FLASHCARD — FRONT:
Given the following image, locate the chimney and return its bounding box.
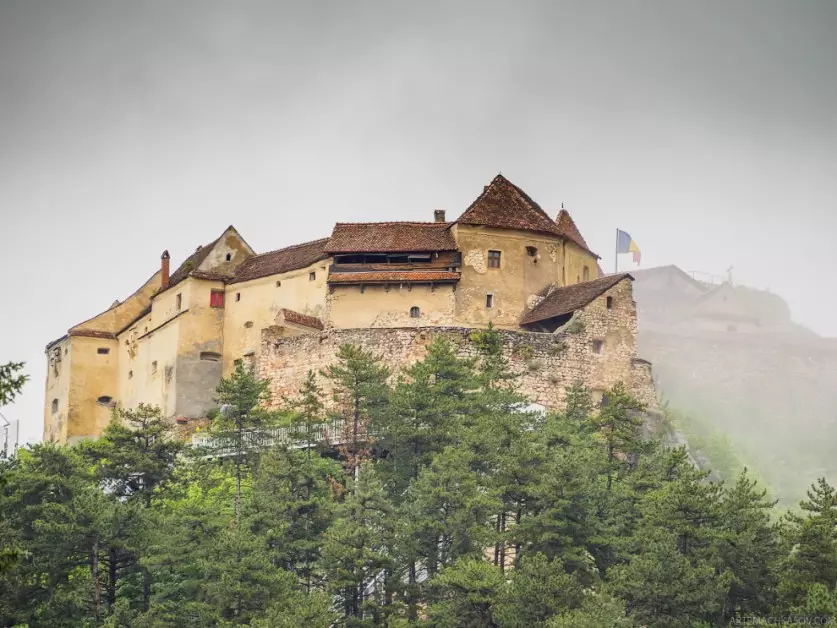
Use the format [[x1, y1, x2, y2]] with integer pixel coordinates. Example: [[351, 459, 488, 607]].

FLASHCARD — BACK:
[[161, 250, 170, 289], [434, 210, 446, 223]]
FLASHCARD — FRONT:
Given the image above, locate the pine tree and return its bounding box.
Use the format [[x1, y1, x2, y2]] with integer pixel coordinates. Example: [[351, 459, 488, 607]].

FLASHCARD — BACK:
[[588, 381, 646, 491], [779, 477, 837, 608], [0, 361, 27, 406], [247, 447, 338, 593], [718, 469, 780, 622], [322, 344, 390, 483], [212, 362, 276, 526], [321, 463, 393, 624], [427, 557, 505, 628]]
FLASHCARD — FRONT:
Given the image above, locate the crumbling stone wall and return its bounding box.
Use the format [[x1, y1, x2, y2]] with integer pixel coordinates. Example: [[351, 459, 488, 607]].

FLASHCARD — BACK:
[[258, 279, 657, 411]]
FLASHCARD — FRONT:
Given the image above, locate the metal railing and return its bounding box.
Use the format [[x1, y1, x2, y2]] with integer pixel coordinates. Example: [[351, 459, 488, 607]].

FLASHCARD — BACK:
[[190, 420, 365, 456]]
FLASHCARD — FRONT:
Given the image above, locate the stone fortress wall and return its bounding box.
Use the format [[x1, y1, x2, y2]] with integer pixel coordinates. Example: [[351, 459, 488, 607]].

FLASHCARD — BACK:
[[259, 279, 657, 412]]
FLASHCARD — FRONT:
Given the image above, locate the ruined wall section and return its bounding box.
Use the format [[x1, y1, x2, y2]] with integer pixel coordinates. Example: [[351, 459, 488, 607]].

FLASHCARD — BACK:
[[259, 281, 656, 411]]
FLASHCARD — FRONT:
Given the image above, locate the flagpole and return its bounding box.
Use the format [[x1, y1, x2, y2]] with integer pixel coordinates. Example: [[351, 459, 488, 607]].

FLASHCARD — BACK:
[[614, 229, 618, 274]]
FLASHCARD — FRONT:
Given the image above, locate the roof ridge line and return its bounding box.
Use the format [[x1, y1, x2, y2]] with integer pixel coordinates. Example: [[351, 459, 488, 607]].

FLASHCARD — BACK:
[[249, 237, 330, 258]]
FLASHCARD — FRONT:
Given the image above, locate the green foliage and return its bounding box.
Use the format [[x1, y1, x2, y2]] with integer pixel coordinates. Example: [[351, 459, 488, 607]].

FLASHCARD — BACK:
[[0, 360, 28, 405], [3, 344, 837, 626]]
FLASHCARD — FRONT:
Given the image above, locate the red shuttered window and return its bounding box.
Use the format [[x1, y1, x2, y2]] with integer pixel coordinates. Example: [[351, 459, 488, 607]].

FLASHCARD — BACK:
[[210, 290, 225, 308]]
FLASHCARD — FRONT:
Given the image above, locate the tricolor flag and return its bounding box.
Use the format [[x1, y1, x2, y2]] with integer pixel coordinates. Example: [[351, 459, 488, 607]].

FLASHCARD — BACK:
[[616, 229, 641, 265]]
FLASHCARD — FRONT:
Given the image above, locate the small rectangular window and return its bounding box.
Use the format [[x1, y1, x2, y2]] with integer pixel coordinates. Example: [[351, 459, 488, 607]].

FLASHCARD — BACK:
[[210, 290, 225, 308], [176, 293, 182, 310], [592, 340, 604, 354], [276, 280, 281, 287], [235, 292, 241, 302], [97, 347, 110, 355], [526, 246, 538, 257], [487, 250, 501, 268], [309, 271, 316, 281], [606, 296, 613, 310], [486, 294, 494, 308]]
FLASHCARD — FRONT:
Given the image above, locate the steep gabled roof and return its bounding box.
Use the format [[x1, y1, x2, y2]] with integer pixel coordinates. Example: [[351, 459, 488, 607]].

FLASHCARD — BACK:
[[520, 273, 633, 325], [167, 237, 221, 289], [555, 208, 593, 253], [456, 174, 563, 236], [231, 238, 329, 284], [325, 222, 457, 253]]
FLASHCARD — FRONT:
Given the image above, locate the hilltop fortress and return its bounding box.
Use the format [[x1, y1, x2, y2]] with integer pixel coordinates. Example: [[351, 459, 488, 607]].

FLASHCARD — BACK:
[[44, 175, 657, 443]]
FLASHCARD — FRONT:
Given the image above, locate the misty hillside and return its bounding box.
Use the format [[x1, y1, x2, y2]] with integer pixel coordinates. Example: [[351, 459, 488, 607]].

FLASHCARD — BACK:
[[633, 265, 837, 505]]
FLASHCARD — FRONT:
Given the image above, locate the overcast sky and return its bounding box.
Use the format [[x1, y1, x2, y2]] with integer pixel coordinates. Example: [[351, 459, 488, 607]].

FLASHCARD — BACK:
[[2, 0, 835, 443]]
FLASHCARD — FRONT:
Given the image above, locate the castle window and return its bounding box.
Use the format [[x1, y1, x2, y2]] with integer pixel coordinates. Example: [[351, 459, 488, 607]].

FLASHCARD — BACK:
[[200, 351, 222, 361], [128, 370, 133, 380], [592, 340, 604, 354], [606, 296, 613, 310], [176, 293, 182, 310], [583, 266, 590, 281], [410, 306, 420, 318], [244, 321, 254, 328], [210, 290, 225, 308], [151, 361, 158, 374], [276, 280, 281, 287], [51, 399, 58, 414], [235, 292, 241, 302], [97, 396, 114, 406], [487, 250, 501, 268], [309, 271, 316, 281], [486, 294, 494, 308], [526, 246, 538, 257], [225, 253, 232, 262], [97, 347, 110, 355]]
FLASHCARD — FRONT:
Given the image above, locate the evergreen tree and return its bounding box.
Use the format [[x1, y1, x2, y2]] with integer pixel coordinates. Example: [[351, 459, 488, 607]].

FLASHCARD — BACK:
[[322, 344, 390, 482], [779, 477, 837, 608], [427, 557, 505, 628], [321, 463, 393, 624], [718, 469, 780, 622], [247, 447, 338, 593], [212, 362, 276, 525], [0, 360, 27, 405], [588, 381, 646, 491]]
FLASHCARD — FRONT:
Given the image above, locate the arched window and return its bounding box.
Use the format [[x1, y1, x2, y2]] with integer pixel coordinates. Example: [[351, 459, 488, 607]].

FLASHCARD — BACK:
[[51, 399, 59, 414], [410, 306, 421, 318]]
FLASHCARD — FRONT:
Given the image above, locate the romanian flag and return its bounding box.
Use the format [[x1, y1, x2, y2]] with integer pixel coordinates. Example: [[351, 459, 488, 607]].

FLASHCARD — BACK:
[[617, 229, 641, 264]]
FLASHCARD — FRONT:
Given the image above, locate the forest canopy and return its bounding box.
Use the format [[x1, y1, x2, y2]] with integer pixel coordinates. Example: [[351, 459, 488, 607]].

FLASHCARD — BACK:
[[1, 332, 836, 627]]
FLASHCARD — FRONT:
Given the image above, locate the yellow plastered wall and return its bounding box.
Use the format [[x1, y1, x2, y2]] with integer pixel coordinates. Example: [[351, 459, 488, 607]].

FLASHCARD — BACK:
[[196, 228, 254, 276], [453, 225, 564, 328], [117, 308, 178, 418], [563, 241, 598, 285], [327, 284, 456, 328], [222, 260, 329, 374], [452, 225, 599, 329], [43, 338, 72, 443], [65, 336, 119, 443]]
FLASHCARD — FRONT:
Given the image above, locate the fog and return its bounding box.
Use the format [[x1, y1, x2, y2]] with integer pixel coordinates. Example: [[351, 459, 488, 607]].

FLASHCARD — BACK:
[[2, 0, 836, 454]]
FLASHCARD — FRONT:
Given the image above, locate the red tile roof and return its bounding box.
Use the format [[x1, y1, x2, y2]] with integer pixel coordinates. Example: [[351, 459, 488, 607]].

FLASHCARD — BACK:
[[230, 238, 329, 284], [520, 274, 633, 325], [328, 270, 461, 284], [279, 308, 324, 330], [167, 238, 220, 289], [456, 174, 563, 236], [555, 209, 595, 255], [325, 222, 457, 253]]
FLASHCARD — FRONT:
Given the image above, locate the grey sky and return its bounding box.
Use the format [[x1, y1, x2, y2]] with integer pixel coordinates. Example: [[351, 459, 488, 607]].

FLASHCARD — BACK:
[[2, 0, 836, 443]]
